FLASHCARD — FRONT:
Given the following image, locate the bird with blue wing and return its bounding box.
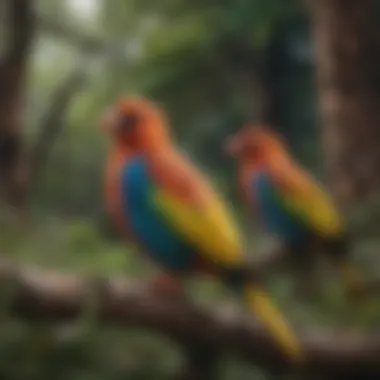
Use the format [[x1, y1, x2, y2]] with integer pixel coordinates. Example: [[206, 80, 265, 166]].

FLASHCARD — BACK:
[[101, 97, 304, 363], [225, 125, 368, 301]]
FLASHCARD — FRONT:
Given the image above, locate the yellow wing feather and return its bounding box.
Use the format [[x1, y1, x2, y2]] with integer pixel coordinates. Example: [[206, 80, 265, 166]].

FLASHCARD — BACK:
[[271, 158, 344, 237], [153, 187, 244, 267]]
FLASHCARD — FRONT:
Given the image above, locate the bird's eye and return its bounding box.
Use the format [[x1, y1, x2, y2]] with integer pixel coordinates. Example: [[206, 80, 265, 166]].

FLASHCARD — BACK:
[[118, 112, 141, 133]]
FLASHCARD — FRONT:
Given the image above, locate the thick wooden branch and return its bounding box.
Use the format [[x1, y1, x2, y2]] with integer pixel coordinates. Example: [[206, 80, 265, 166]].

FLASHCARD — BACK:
[[0, 257, 379, 378]]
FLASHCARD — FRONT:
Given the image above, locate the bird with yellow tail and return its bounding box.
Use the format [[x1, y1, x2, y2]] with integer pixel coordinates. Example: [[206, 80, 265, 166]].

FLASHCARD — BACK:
[[225, 125, 367, 301], [100, 97, 304, 363]]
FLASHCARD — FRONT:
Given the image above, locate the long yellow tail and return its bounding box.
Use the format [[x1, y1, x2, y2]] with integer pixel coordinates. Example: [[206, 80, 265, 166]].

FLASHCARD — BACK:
[[244, 284, 305, 364]]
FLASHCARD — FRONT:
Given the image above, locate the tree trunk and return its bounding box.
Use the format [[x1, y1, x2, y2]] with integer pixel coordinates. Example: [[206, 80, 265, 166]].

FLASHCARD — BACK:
[[309, 0, 380, 205], [0, 0, 33, 208]]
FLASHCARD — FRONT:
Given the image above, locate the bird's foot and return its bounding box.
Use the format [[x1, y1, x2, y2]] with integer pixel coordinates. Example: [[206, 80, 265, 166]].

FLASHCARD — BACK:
[[146, 273, 187, 302], [346, 282, 369, 302]]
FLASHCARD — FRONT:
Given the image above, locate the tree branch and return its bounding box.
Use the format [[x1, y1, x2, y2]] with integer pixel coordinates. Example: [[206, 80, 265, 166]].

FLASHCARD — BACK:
[[36, 14, 129, 69], [36, 13, 106, 54], [25, 66, 87, 203], [0, 257, 379, 378]]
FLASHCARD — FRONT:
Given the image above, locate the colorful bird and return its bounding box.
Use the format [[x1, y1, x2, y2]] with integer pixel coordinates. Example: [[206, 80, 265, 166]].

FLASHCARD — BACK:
[[101, 97, 304, 363], [225, 125, 367, 300]]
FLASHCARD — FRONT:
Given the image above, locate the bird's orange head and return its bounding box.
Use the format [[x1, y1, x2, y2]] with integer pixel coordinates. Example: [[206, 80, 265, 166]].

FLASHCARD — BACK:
[[100, 96, 170, 152], [225, 125, 289, 165]]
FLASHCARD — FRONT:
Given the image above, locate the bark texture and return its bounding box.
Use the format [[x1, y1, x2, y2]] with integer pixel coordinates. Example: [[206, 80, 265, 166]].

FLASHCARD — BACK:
[[310, 0, 380, 204], [0, 0, 34, 207], [0, 256, 379, 379]]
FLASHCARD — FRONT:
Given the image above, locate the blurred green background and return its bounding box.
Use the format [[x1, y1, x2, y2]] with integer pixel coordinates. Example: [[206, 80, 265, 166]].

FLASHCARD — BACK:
[[0, 0, 380, 379]]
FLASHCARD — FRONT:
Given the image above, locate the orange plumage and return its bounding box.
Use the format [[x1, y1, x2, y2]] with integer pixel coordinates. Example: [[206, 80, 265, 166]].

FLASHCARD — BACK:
[[226, 125, 367, 300], [100, 99, 304, 363]]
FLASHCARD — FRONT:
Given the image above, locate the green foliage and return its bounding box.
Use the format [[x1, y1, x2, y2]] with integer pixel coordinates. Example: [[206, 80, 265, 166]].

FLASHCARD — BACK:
[[1, 0, 380, 379]]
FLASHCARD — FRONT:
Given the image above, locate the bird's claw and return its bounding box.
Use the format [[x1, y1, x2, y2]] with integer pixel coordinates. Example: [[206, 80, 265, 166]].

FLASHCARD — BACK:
[[146, 273, 187, 302], [346, 283, 369, 302]]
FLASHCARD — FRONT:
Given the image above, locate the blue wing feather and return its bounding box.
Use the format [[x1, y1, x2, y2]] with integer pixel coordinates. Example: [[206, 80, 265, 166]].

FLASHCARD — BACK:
[[120, 156, 195, 271], [252, 169, 310, 244]]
